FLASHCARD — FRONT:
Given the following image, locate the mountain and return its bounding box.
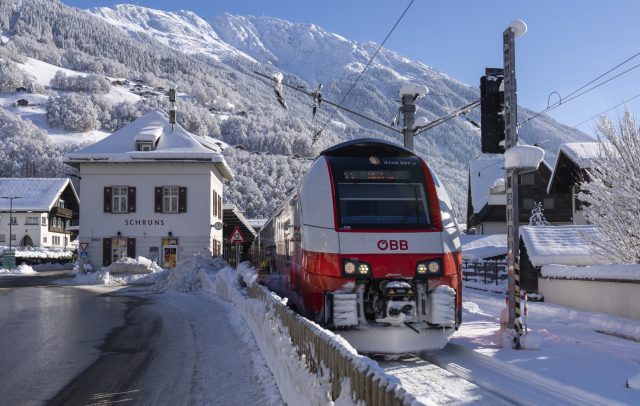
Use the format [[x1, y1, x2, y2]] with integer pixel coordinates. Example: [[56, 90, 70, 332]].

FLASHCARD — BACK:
[[0, 0, 591, 220]]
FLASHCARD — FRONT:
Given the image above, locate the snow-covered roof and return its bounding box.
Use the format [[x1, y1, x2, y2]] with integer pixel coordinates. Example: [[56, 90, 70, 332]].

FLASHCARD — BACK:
[[64, 109, 233, 180], [469, 156, 504, 214], [520, 225, 608, 267], [0, 178, 77, 212], [547, 142, 600, 194], [460, 234, 507, 260]]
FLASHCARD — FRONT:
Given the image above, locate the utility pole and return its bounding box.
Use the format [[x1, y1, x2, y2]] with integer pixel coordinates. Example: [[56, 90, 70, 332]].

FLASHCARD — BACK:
[[1, 196, 21, 269], [503, 20, 527, 346]]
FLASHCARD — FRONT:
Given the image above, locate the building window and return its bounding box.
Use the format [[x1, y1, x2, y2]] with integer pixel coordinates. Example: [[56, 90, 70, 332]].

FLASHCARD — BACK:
[[25, 216, 39, 225], [136, 142, 154, 151], [11, 234, 16, 241], [0, 234, 5, 242], [522, 198, 535, 210], [543, 198, 556, 210], [112, 186, 129, 213], [163, 186, 179, 213], [42, 236, 47, 243], [10, 216, 17, 225], [56, 199, 65, 208], [41, 217, 47, 226], [520, 173, 535, 185]]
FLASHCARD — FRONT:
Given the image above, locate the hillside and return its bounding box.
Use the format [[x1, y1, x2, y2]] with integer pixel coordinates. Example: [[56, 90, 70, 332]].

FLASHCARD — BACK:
[[0, 0, 591, 219]]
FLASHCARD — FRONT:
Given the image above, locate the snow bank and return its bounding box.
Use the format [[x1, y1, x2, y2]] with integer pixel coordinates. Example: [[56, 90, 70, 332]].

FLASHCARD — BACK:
[[504, 145, 544, 170], [67, 261, 166, 286], [153, 255, 227, 292], [0, 264, 36, 275], [108, 256, 162, 274], [628, 372, 640, 390], [0, 245, 73, 260], [541, 264, 640, 281]]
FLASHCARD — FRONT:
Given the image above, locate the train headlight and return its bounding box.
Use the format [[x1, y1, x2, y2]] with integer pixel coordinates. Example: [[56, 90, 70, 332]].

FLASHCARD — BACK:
[[358, 263, 370, 275], [415, 259, 443, 279], [342, 259, 371, 277], [344, 261, 356, 275]]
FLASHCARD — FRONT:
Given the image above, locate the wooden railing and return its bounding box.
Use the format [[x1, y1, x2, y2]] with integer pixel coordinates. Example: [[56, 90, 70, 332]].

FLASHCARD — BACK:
[[462, 259, 508, 285]]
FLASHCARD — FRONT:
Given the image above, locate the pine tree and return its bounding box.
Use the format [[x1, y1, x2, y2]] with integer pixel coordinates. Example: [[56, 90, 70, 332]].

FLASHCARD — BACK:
[[578, 111, 640, 263], [528, 202, 550, 226]]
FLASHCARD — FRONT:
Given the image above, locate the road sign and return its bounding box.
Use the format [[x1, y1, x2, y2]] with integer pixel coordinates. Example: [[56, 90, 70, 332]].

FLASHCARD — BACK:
[[79, 242, 89, 251], [229, 226, 245, 244], [80, 251, 88, 259]]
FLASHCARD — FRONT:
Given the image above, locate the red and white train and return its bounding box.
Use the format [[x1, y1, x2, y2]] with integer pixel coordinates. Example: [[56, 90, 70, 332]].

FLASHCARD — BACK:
[[250, 138, 462, 354]]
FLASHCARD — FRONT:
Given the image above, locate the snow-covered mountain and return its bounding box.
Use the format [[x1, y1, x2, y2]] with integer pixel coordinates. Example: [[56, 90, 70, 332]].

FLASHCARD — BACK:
[[0, 0, 591, 219]]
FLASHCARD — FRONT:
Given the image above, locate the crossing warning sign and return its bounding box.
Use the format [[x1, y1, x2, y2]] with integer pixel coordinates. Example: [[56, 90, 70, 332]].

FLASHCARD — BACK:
[[229, 226, 245, 244]]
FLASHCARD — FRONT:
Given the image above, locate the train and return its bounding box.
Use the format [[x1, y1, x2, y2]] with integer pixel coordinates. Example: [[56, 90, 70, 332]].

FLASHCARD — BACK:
[[250, 138, 462, 355]]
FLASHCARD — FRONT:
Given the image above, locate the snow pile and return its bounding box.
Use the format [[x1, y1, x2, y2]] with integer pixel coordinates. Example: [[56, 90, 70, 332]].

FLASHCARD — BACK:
[[541, 264, 640, 281], [107, 256, 162, 274], [68, 262, 166, 286], [153, 255, 227, 292], [214, 263, 415, 405], [460, 234, 507, 260], [628, 372, 640, 390], [0, 264, 36, 275], [428, 285, 456, 325], [504, 145, 544, 170], [399, 83, 428, 98], [0, 246, 74, 260]]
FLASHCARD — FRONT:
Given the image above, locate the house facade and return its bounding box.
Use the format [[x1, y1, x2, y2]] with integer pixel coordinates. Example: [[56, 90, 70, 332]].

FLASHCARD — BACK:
[[64, 109, 233, 268], [467, 155, 573, 235], [547, 142, 600, 225], [0, 178, 79, 250]]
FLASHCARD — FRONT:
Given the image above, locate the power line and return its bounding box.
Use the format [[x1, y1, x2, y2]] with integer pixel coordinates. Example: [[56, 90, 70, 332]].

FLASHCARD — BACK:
[[313, 0, 415, 141], [573, 92, 640, 128], [519, 51, 640, 127]]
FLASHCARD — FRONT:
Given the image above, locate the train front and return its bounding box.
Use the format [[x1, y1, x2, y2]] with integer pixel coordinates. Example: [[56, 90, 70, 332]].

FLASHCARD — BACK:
[[300, 139, 462, 355]]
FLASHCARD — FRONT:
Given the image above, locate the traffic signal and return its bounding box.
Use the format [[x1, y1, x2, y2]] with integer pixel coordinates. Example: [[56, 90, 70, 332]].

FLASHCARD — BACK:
[[480, 68, 505, 154]]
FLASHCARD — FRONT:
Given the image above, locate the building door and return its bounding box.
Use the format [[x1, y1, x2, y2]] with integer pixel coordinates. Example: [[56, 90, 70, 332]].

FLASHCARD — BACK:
[[163, 245, 178, 269], [112, 237, 127, 263], [21, 235, 33, 248]]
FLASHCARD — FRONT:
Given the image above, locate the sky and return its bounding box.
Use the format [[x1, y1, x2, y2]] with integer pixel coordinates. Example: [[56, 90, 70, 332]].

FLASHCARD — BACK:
[[64, 0, 640, 138]]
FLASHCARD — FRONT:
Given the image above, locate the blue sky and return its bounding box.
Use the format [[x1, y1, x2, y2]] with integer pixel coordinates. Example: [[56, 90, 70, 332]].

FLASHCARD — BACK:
[[65, 1, 640, 137]]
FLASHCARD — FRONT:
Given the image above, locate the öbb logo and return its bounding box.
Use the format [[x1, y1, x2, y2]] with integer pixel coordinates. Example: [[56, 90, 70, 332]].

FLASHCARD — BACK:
[[377, 240, 408, 251]]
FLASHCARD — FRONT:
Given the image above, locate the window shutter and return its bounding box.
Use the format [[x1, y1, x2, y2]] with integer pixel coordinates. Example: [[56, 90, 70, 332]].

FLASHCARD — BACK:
[[102, 238, 112, 266], [218, 195, 222, 219], [127, 238, 136, 259], [155, 187, 163, 213], [128, 187, 136, 213], [213, 191, 217, 217], [104, 187, 112, 213], [179, 187, 187, 213]]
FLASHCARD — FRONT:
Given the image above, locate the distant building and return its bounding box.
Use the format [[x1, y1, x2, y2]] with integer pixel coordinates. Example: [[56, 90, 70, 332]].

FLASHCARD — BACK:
[[467, 155, 573, 235], [0, 178, 79, 249], [64, 109, 233, 268], [547, 142, 600, 225]]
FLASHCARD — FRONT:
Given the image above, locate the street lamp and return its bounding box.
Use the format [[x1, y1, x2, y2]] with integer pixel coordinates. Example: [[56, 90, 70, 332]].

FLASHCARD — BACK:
[[1, 196, 21, 267]]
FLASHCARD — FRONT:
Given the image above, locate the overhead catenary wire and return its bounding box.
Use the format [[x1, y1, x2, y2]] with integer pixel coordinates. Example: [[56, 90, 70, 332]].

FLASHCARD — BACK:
[[312, 0, 415, 141], [573, 92, 640, 128], [519, 50, 640, 127]]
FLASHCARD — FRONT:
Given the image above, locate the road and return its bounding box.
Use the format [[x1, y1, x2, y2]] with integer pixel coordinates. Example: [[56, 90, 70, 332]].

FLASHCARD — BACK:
[[0, 279, 280, 406]]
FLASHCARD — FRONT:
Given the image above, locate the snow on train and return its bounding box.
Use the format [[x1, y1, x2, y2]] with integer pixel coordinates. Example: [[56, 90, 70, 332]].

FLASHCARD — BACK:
[[250, 138, 462, 354]]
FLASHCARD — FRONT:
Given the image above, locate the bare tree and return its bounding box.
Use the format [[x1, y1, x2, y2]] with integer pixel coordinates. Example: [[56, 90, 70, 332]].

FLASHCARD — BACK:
[[578, 111, 640, 263]]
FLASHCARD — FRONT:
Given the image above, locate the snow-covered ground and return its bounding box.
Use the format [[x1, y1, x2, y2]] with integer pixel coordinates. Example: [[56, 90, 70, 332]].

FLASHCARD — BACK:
[[0, 264, 36, 275], [55, 254, 640, 404]]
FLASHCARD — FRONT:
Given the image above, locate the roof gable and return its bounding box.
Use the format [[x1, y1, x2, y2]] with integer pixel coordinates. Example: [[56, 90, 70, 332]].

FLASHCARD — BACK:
[[0, 178, 76, 212], [547, 142, 600, 193]]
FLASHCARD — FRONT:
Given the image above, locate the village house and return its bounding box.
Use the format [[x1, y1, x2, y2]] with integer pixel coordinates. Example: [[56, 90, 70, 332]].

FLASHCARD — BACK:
[[64, 109, 233, 268], [0, 178, 79, 250], [547, 142, 600, 225], [467, 155, 572, 235]]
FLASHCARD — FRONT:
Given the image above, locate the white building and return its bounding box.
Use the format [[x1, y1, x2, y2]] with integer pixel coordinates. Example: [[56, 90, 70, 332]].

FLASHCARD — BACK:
[[64, 109, 233, 268], [0, 178, 79, 249]]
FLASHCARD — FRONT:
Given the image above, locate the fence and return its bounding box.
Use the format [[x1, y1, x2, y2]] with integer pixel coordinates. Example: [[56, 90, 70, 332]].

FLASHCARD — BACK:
[[462, 259, 507, 285], [242, 282, 418, 405]]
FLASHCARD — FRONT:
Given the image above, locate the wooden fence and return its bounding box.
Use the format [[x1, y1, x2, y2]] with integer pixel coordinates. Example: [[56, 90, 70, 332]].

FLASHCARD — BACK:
[[462, 259, 508, 285], [246, 282, 417, 405]]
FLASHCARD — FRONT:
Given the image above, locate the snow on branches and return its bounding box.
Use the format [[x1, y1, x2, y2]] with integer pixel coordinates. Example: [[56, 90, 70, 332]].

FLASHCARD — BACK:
[[528, 202, 550, 226], [578, 111, 640, 263]]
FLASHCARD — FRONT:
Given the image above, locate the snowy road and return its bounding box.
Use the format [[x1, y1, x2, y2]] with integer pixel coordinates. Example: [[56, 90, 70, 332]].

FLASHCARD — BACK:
[[0, 284, 281, 405]]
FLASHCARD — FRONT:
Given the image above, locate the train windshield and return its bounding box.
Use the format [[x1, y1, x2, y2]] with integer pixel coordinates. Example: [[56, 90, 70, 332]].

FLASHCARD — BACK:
[[327, 156, 432, 229]]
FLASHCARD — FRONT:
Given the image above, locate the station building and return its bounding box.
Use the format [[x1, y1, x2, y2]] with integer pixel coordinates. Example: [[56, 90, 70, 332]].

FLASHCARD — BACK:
[[64, 109, 233, 268]]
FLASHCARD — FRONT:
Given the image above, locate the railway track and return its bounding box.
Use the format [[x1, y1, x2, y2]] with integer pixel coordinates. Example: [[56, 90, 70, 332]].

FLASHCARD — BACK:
[[383, 343, 622, 405]]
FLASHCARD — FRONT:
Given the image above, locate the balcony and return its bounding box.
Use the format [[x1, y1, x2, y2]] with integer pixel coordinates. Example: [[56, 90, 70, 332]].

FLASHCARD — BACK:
[[51, 206, 73, 219]]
